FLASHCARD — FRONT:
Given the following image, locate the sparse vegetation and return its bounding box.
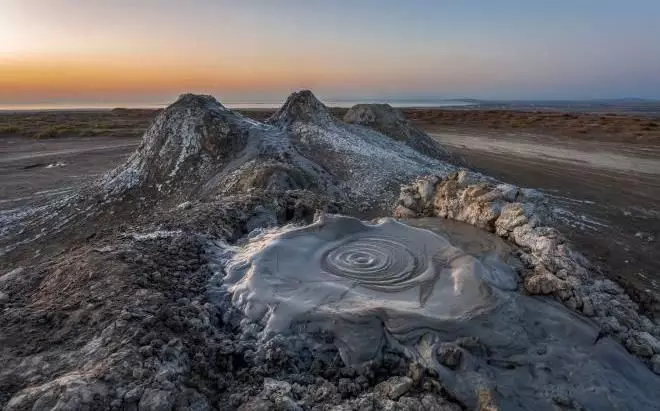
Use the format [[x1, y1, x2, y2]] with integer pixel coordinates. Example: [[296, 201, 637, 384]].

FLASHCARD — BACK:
[[0, 109, 161, 139], [403, 108, 660, 144], [0, 125, 20, 133], [1, 106, 659, 144]]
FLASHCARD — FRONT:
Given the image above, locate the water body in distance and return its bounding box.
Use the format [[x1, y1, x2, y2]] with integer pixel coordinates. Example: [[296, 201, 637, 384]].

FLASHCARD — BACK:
[[0, 100, 476, 112]]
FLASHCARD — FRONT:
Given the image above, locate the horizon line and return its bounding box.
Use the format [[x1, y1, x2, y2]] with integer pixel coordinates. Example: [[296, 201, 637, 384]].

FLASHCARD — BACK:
[[1, 95, 658, 112]]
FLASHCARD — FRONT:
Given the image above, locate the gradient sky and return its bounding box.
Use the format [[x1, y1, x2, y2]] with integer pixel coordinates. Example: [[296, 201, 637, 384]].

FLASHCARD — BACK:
[[1, 0, 660, 106]]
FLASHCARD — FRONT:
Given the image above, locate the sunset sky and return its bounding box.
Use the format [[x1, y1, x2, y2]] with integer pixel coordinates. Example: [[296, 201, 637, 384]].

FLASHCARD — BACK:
[[2, 0, 660, 107]]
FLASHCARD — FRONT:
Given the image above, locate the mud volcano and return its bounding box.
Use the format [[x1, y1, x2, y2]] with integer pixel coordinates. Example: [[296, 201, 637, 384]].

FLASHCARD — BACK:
[[214, 214, 660, 409], [2, 90, 659, 410]]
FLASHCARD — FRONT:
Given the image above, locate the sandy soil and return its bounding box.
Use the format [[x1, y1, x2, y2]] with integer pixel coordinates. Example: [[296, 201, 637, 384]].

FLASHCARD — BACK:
[[0, 136, 137, 207], [431, 132, 660, 174], [424, 127, 660, 313]]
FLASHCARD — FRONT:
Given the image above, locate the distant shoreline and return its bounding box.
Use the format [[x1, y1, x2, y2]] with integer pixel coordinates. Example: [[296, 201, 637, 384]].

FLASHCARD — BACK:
[[2, 98, 660, 116], [0, 101, 477, 112]]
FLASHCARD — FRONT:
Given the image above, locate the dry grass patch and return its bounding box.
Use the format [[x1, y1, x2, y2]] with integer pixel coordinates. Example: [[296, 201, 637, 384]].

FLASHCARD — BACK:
[[0, 109, 161, 139], [404, 108, 660, 144]]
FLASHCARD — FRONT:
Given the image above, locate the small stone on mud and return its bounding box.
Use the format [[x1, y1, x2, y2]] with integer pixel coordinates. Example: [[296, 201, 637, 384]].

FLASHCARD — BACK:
[[138, 388, 173, 411], [394, 205, 417, 218], [376, 376, 413, 400], [177, 201, 193, 210], [524, 271, 565, 295], [437, 345, 463, 369], [651, 355, 660, 375]]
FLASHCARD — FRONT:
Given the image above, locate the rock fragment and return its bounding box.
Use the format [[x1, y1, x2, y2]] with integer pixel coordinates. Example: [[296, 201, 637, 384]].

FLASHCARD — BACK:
[[138, 389, 173, 411], [524, 270, 567, 295], [651, 355, 660, 375], [376, 376, 413, 400]]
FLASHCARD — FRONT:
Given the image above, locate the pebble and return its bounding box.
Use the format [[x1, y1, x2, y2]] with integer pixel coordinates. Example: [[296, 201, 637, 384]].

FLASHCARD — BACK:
[[651, 355, 660, 375], [138, 389, 173, 411], [377, 376, 413, 400], [437, 345, 463, 369]]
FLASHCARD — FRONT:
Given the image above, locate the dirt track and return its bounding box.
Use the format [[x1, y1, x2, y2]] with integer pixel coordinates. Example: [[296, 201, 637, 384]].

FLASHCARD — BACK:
[[1, 127, 659, 312], [427, 129, 660, 312]]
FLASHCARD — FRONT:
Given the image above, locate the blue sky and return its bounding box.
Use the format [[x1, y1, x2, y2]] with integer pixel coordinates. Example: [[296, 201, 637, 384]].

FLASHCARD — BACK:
[[1, 0, 659, 105]]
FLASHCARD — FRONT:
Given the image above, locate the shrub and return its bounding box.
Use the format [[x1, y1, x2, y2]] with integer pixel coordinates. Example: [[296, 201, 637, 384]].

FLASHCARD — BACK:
[[0, 125, 20, 134], [79, 129, 104, 137], [33, 129, 59, 139]]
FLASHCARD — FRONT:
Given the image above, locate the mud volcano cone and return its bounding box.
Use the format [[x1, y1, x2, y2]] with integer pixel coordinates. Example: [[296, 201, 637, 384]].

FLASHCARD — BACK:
[[344, 103, 451, 160], [101, 94, 250, 196], [267, 90, 334, 126]]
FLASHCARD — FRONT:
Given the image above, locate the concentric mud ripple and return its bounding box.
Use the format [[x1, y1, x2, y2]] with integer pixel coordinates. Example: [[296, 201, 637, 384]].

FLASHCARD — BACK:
[[321, 236, 427, 290], [218, 215, 504, 342]]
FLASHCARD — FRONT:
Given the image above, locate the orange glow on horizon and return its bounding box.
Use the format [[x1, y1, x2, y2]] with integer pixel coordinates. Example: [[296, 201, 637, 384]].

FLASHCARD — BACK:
[[1, 1, 659, 103], [0, 57, 356, 101], [1, 54, 467, 104]]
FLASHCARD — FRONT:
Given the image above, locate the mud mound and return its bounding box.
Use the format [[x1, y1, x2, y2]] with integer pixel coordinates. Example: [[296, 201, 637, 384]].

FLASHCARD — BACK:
[[266, 93, 454, 208], [344, 103, 451, 159], [2, 90, 450, 255], [267, 89, 334, 126], [97, 90, 449, 208], [100, 94, 250, 197]]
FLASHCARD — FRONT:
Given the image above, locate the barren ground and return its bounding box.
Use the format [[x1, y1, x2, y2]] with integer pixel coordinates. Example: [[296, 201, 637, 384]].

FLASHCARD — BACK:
[[1, 108, 659, 313]]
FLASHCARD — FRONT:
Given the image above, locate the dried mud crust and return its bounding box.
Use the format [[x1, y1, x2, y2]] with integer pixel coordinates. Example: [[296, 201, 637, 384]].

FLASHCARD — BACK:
[[0, 200, 464, 410], [395, 170, 660, 372]]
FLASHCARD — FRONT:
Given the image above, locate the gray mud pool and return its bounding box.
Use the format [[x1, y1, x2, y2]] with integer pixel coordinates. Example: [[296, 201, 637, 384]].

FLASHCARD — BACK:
[[208, 215, 660, 410]]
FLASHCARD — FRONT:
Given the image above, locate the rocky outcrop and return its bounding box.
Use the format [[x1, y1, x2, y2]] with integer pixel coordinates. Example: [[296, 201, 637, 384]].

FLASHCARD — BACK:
[[396, 170, 660, 371], [344, 103, 451, 160]]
